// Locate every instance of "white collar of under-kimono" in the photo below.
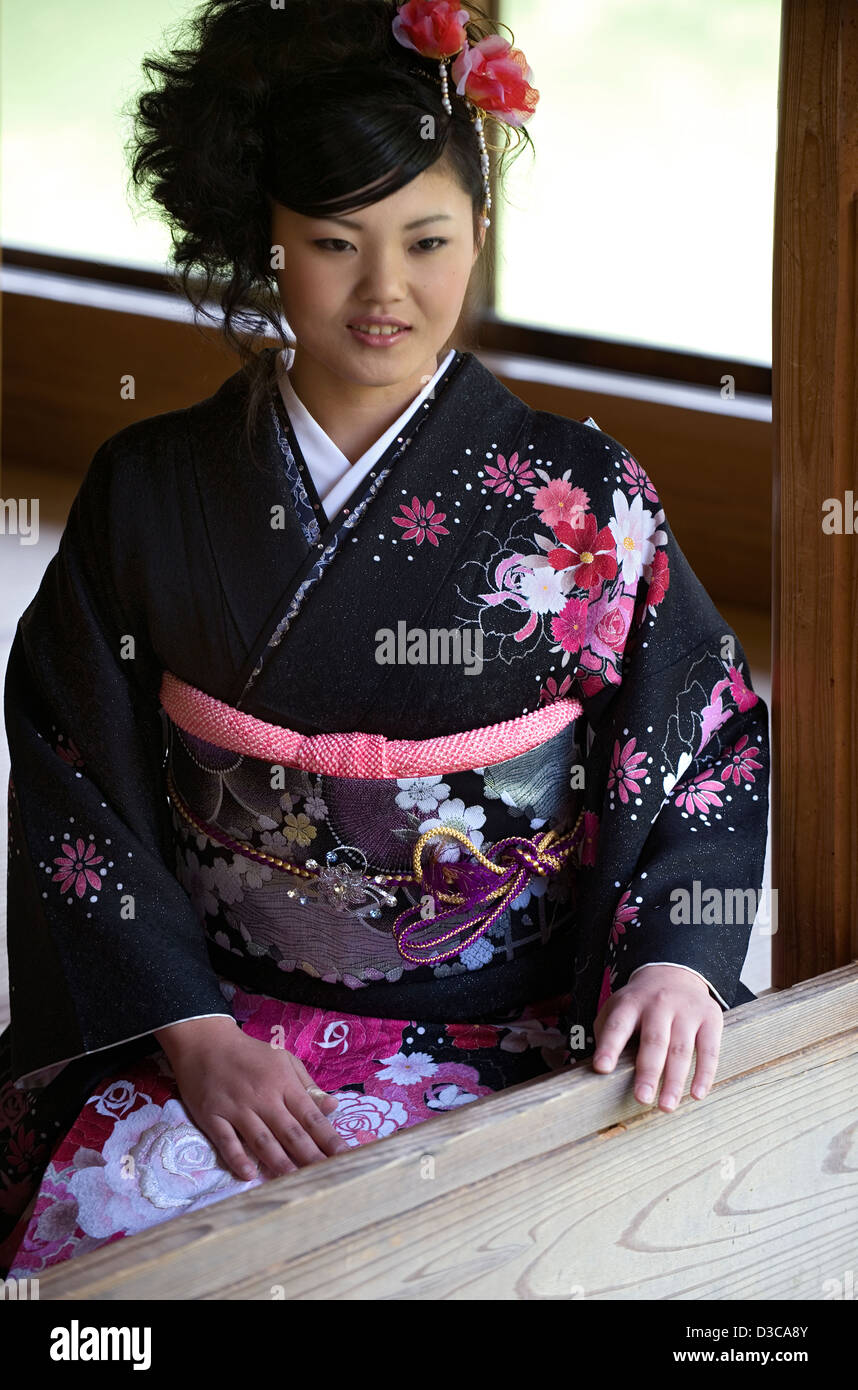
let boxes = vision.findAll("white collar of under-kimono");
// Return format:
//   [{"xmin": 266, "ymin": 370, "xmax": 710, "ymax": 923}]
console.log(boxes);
[{"xmin": 277, "ymin": 346, "xmax": 456, "ymax": 520}]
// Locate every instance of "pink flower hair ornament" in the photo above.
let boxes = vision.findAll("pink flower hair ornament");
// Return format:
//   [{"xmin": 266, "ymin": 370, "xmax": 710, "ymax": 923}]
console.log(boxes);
[{"xmin": 391, "ymin": 0, "xmax": 539, "ymax": 228}]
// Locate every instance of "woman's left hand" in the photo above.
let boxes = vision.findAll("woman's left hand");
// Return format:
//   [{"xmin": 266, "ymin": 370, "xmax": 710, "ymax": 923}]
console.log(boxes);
[{"xmin": 591, "ymin": 964, "xmax": 724, "ymax": 1111}]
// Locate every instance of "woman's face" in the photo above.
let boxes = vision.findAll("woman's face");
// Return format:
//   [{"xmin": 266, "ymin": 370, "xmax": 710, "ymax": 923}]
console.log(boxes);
[{"xmin": 270, "ymin": 161, "xmax": 484, "ymax": 388}]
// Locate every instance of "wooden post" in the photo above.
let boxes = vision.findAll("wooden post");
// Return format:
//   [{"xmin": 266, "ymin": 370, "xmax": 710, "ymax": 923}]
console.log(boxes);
[{"xmin": 772, "ymin": 1, "xmax": 858, "ymax": 986}]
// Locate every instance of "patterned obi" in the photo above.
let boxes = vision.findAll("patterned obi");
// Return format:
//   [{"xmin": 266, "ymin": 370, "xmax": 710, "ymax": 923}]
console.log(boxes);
[{"xmin": 159, "ymin": 673, "xmax": 586, "ymax": 1021}]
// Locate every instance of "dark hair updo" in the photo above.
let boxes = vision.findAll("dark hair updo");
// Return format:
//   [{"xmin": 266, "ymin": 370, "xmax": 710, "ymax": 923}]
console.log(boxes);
[{"xmin": 126, "ymin": 0, "xmax": 534, "ymax": 443}]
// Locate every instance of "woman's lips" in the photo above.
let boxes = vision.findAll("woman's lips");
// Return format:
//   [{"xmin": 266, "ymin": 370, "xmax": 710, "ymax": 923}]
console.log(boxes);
[{"xmin": 347, "ymin": 324, "xmax": 412, "ymax": 347}]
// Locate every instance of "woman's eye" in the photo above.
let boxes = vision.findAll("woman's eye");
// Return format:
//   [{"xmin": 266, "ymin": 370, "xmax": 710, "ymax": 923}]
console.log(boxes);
[{"xmin": 312, "ymin": 237, "xmax": 449, "ymax": 253}]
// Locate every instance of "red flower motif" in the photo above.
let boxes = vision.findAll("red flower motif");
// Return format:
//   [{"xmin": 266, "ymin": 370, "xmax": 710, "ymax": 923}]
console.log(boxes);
[
  {"xmin": 451, "ymin": 34, "xmax": 539, "ymax": 126},
  {"xmin": 52, "ymin": 837, "xmax": 104, "ymax": 897},
  {"xmin": 547, "ymin": 512, "xmax": 618, "ymax": 590},
  {"xmin": 646, "ymin": 547, "xmax": 670, "ymax": 607},
  {"xmin": 484, "ymin": 451, "xmax": 535, "ymax": 495},
  {"xmin": 550, "ymin": 596, "xmax": 588, "ymax": 654},
  {"xmin": 392, "ymin": 496, "xmax": 450, "ymax": 546},
  {"xmin": 392, "ymin": 1, "xmax": 470, "ymax": 61},
  {"xmin": 579, "ymin": 811, "xmax": 600, "ymax": 868},
  {"xmin": 720, "ymin": 734, "xmax": 764, "ymax": 786},
  {"xmin": 5, "ymin": 1125, "xmax": 47, "ymax": 1173},
  {"xmin": 56, "ymin": 737, "xmax": 84, "ymax": 769},
  {"xmin": 725, "ymin": 664, "xmax": 759, "ymax": 712},
  {"xmin": 445, "ymin": 1022, "xmax": 502, "ymax": 1049}
]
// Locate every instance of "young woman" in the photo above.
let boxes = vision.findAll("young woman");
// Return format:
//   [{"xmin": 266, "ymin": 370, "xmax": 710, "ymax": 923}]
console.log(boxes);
[{"xmin": 0, "ymin": 0, "xmax": 769, "ymax": 1277}]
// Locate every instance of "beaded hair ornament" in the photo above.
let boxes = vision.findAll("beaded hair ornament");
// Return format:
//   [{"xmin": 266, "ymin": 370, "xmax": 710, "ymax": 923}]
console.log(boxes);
[{"xmin": 391, "ymin": 0, "xmax": 539, "ymax": 229}]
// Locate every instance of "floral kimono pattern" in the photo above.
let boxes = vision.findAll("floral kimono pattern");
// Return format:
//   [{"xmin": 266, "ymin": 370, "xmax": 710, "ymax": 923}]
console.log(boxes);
[{"xmin": 1, "ymin": 346, "xmax": 768, "ymax": 1275}]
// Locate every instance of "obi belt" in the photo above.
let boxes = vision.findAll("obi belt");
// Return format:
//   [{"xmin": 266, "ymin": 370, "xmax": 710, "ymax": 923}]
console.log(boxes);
[{"xmin": 159, "ymin": 672, "xmax": 587, "ymax": 1019}]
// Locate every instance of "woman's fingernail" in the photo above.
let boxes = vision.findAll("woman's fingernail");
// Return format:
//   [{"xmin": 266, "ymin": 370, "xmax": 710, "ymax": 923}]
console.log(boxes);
[
  {"xmin": 593, "ymin": 1052, "xmax": 611, "ymax": 1067},
  {"xmin": 638, "ymin": 1084, "xmax": 654, "ymax": 1102}
]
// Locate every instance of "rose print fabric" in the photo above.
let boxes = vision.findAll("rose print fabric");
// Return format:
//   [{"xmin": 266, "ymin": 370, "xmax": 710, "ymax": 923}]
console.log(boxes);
[{"xmin": 1, "ymin": 982, "xmax": 573, "ymax": 1277}]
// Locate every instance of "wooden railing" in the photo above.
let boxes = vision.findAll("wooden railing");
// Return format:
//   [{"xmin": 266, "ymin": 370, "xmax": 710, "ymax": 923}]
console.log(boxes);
[{"xmin": 39, "ymin": 963, "xmax": 858, "ymax": 1300}]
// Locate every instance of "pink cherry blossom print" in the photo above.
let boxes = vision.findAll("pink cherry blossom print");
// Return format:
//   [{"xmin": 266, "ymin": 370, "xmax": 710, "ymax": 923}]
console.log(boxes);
[
  {"xmin": 392, "ymin": 496, "xmax": 449, "ymax": 546},
  {"xmin": 483, "ymin": 451, "xmax": 536, "ymax": 495},
  {"xmin": 533, "ymin": 478, "xmax": 590, "ymax": 531},
  {"xmin": 52, "ymin": 838, "xmax": 104, "ymax": 897}
]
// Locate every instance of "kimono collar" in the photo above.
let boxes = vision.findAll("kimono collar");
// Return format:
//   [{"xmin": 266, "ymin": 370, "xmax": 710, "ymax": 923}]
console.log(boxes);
[{"xmin": 276, "ymin": 346, "xmax": 456, "ymax": 512}]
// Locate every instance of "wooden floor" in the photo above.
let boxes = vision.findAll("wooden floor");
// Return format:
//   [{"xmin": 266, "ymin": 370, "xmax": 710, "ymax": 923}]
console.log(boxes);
[{"xmin": 0, "ymin": 466, "xmax": 774, "ymax": 1031}]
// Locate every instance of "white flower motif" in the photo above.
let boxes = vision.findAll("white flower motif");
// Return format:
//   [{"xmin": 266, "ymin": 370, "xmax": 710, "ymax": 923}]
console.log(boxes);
[
  {"xmin": 509, "ymin": 873, "xmax": 550, "ymax": 911},
  {"xmin": 67, "ymin": 1098, "xmax": 259, "ymax": 1238},
  {"xmin": 89, "ymin": 1081, "xmax": 150, "ymax": 1119},
  {"xmin": 517, "ymin": 565, "xmax": 568, "ymax": 614},
  {"xmin": 176, "ymin": 850, "xmax": 220, "ymax": 918},
  {"xmin": 395, "ymin": 775, "xmax": 451, "ymax": 813},
  {"xmin": 426, "ymin": 1083, "xmax": 481, "ymax": 1110},
  {"xmin": 230, "ymin": 852, "xmax": 274, "ymax": 889},
  {"xmin": 303, "ymin": 794, "xmax": 328, "ymax": 820},
  {"xmin": 609, "ymin": 489, "xmax": 659, "ymax": 586},
  {"xmin": 418, "ymin": 796, "xmax": 486, "ymax": 863},
  {"xmin": 458, "ymin": 934, "xmax": 494, "ymax": 970},
  {"xmin": 663, "ymin": 749, "xmax": 694, "ymax": 796},
  {"xmin": 329, "ymin": 1090, "xmax": 409, "ymax": 1144},
  {"xmin": 258, "ymin": 829, "xmax": 292, "ymax": 856},
  {"xmin": 210, "ymin": 856, "xmax": 246, "ymax": 906},
  {"xmin": 374, "ymin": 1050, "xmax": 438, "ymax": 1085},
  {"xmin": 500, "ymin": 1018, "xmax": 566, "ymax": 1054}
]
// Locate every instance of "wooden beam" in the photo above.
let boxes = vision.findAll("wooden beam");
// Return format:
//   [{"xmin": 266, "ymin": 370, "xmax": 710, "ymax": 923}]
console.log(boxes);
[
  {"xmin": 772, "ymin": 2, "xmax": 858, "ymax": 985},
  {"xmin": 39, "ymin": 963, "xmax": 858, "ymax": 1301}
]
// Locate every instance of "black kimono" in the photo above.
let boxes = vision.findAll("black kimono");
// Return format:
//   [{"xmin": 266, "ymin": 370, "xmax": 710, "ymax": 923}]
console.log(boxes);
[{"xmin": 0, "ymin": 346, "xmax": 769, "ymax": 1273}]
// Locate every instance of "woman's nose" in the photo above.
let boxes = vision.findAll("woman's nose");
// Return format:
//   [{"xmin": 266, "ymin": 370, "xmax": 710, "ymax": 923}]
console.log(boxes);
[{"xmin": 354, "ymin": 251, "xmax": 408, "ymax": 302}]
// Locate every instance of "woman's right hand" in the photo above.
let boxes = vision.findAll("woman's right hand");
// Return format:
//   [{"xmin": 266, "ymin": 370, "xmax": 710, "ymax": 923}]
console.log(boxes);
[{"xmin": 153, "ymin": 1015, "xmax": 352, "ymax": 1181}]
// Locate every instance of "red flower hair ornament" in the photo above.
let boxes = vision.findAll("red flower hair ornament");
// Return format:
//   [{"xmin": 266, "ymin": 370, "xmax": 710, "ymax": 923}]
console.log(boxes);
[{"xmin": 392, "ymin": 0, "xmax": 539, "ymax": 227}]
